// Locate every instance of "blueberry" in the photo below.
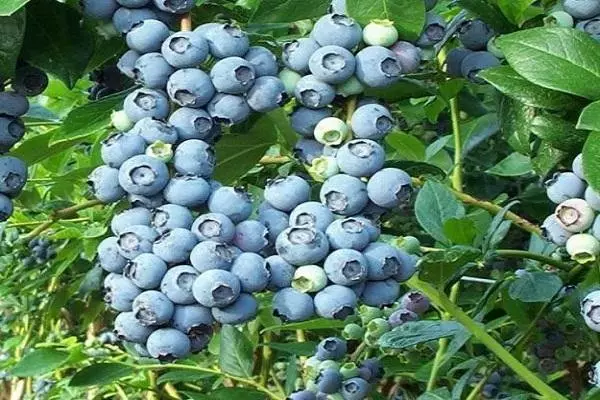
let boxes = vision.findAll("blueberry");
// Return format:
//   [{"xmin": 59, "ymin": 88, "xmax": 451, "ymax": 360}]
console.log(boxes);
[
  {"xmin": 207, "ymin": 186, "xmax": 252, "ymax": 224},
  {"xmin": 445, "ymin": 48, "xmax": 473, "ymax": 77},
  {"xmin": 13, "ymin": 65, "xmax": 48, "ymax": 97},
  {"xmin": 200, "ymin": 23, "xmax": 249, "ymax": 58},
  {"xmin": 152, "ymin": 204, "xmax": 193, "ymax": 233},
  {"xmin": 482, "ymin": 384, "xmax": 499, "ymax": 398},
  {"xmin": 132, "ymin": 52, "xmax": 174, "ymax": 89},
  {"xmin": 88, "ymin": 165, "xmax": 126, "ymax": 203},
  {"xmin": 211, "ymin": 293, "xmax": 258, "ymax": 324},
  {"xmin": 361, "ymin": 279, "xmax": 400, "ymax": 307},
  {"xmin": 0, "ymin": 156, "xmax": 27, "ymax": 198},
  {"xmin": 133, "ymin": 343, "xmax": 151, "ymax": 357},
  {"xmin": 230, "ymin": 252, "xmax": 270, "ymax": 293},
  {"xmin": 311, "ymin": 14, "xmax": 362, "ymax": 49},
  {"xmin": 126, "ymin": 19, "xmax": 170, "ymax": 53},
  {"xmin": 399, "ymin": 291, "xmax": 430, "ymax": 314},
  {"xmin": 367, "ymin": 168, "xmax": 413, "ymax": 208},
  {"xmin": 265, "ymin": 255, "xmax": 295, "ymax": 290},
  {"xmin": 191, "ymin": 212, "xmax": 236, "ymax": 242},
  {"xmin": 98, "ymin": 236, "xmax": 129, "ymax": 273},
  {"xmin": 363, "ymin": 20, "xmax": 399, "ymax": 47},
  {"xmin": 104, "ymin": 275, "xmax": 142, "ymax": 311},
  {"xmin": 320, "ymin": 174, "xmax": 369, "ymax": 215},
  {"xmin": 308, "ymin": 45, "xmax": 356, "ymax": 84},
  {"xmin": 246, "ymin": 76, "xmax": 288, "ymax": 112},
  {"xmin": 272, "ymin": 287, "xmax": 315, "ymax": 321},
  {"xmin": 325, "ymin": 217, "xmax": 371, "ymax": 250},
  {"xmin": 340, "ymin": 377, "xmax": 370, "ymax": 400},
  {"xmin": 316, "ymin": 337, "xmax": 347, "ymax": 361},
  {"xmin": 324, "ymin": 249, "xmax": 368, "ymax": 286},
  {"xmin": 171, "ymin": 304, "xmax": 214, "ymax": 350},
  {"xmin": 0, "ymin": 194, "xmax": 13, "ymax": 221},
  {"xmin": 133, "ymin": 290, "xmax": 175, "ymax": 325},
  {"xmin": 192, "ymin": 269, "xmax": 241, "ymax": 307},
  {"xmin": 581, "ymin": 290, "xmax": 600, "ymax": 331},
  {"xmin": 114, "ymin": 311, "xmax": 154, "ymax": 343},
  {"xmin": 173, "ymin": 139, "xmax": 215, "ymax": 177},
  {"xmin": 210, "ymin": 56, "xmax": 256, "ymax": 94},
  {"xmin": 388, "ymin": 308, "xmax": 418, "ymax": 328},
  {"xmin": 555, "ymin": 198, "xmax": 595, "ymax": 232},
  {"xmin": 124, "ymin": 88, "xmax": 170, "ymax": 122},
  {"xmin": 288, "ymin": 390, "xmax": 317, "ymax": 400},
  {"xmin": 81, "ymin": 0, "xmax": 118, "ymax": 19},
  {"xmin": 458, "ymin": 19, "xmax": 494, "ymax": 50},
  {"xmin": 167, "ymin": 68, "xmax": 215, "ymax": 108},
  {"xmin": 207, "ymin": 93, "xmax": 251, "ymax": 125},
  {"xmin": 117, "ymin": 0, "xmax": 150, "ymax": 7},
  {"xmin": 291, "ymin": 107, "xmax": 333, "ymax": 138},
  {"xmin": 101, "ymin": 133, "xmax": 146, "ymax": 168},
  {"xmin": 294, "ymin": 75, "xmax": 336, "ymax": 109},
  {"xmin": 566, "ymin": 233, "xmax": 600, "ymax": 263},
  {"xmin": 117, "ymin": 50, "xmax": 141, "ymax": 78},
  {"xmin": 259, "ymin": 207, "xmax": 290, "ymax": 243},
  {"xmin": 573, "ymin": 153, "xmax": 585, "ymax": 180},
  {"xmin": 98, "ymin": 331, "xmax": 120, "ymax": 345},
  {"xmin": 112, "ymin": 7, "xmax": 157, "ymax": 34},
  {"xmin": 233, "ymin": 220, "xmax": 269, "ymax": 253},
  {"xmin": 118, "ymin": 154, "xmax": 169, "ymax": 196},
  {"xmin": 161, "ymin": 31, "xmax": 208, "ymax": 68},
  {"xmin": 190, "ymin": 240, "xmax": 239, "ymax": 272},
  {"xmin": 282, "ymin": 38, "xmax": 321, "ymax": 74},
  {"xmin": 389, "ymin": 41, "xmax": 421, "ymax": 74},
  {"xmin": 577, "ymin": 17, "xmax": 600, "ymax": 40},
  {"xmin": 363, "ymin": 242, "xmax": 403, "ymax": 280},
  {"xmin": 564, "ymin": 0, "xmax": 600, "ymax": 19},
  {"xmin": 0, "ymin": 117, "xmax": 25, "ymax": 153},
  {"xmin": 336, "ymin": 139, "xmax": 385, "ymax": 177},
  {"xmin": 350, "ymin": 104, "xmax": 394, "ymax": 140},
  {"xmin": 163, "ymin": 175, "xmax": 211, "ymax": 208},
  {"xmin": 545, "ymin": 171, "xmax": 585, "ymax": 204},
  {"xmin": 167, "ymin": 108, "xmax": 215, "ymax": 142},
  {"xmin": 276, "ymin": 226, "xmax": 330, "ymax": 265},
  {"xmin": 153, "ymin": 0, "xmax": 195, "ymax": 13},
  {"xmin": 586, "ymin": 186, "xmax": 600, "ymax": 211},
  {"xmin": 124, "ymin": 253, "xmax": 168, "ymax": 289},
  {"xmin": 416, "ymin": 12, "xmax": 446, "ymax": 47},
  {"xmin": 146, "ymin": 328, "xmax": 191, "ymax": 360},
  {"xmin": 289, "ymin": 201, "xmax": 334, "ymax": 232},
  {"xmin": 316, "ymin": 369, "xmax": 343, "ymax": 393},
  {"xmin": 314, "ymin": 285, "xmax": 357, "ymax": 319},
  {"xmin": 264, "ymin": 175, "xmax": 311, "ymax": 212},
  {"xmin": 292, "ymin": 264, "xmax": 328, "ymax": 292},
  {"xmin": 0, "ymin": 91, "xmax": 29, "ymax": 117},
  {"xmin": 460, "ymin": 51, "xmax": 501, "ymax": 84},
  {"xmin": 159, "ymin": 264, "xmax": 198, "ymax": 304},
  {"xmin": 130, "ymin": 117, "xmax": 178, "ymax": 145},
  {"xmin": 244, "ymin": 46, "xmax": 278, "ymax": 77},
  {"xmin": 117, "ymin": 225, "xmax": 159, "ymax": 259},
  {"xmin": 153, "ymin": 228, "xmax": 198, "ymax": 264},
  {"xmin": 355, "ymin": 46, "xmax": 402, "ymax": 88}
]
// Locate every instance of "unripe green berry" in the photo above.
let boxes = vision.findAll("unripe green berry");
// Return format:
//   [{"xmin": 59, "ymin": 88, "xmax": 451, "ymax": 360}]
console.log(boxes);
[
  {"xmin": 308, "ymin": 156, "xmax": 339, "ymax": 182},
  {"xmin": 314, "ymin": 117, "xmax": 349, "ymax": 146},
  {"xmin": 340, "ymin": 362, "xmax": 360, "ymax": 379},
  {"xmin": 318, "ymin": 360, "xmax": 340, "ymax": 372},
  {"xmin": 337, "ymin": 76, "xmax": 365, "ymax": 97},
  {"xmin": 363, "ymin": 19, "xmax": 399, "ymax": 47},
  {"xmin": 325, "ymin": 394, "xmax": 344, "ymax": 400},
  {"xmin": 274, "ymin": 361, "xmax": 287, "ymax": 371},
  {"xmin": 544, "ymin": 11, "xmax": 574, "ymax": 27},
  {"xmin": 292, "ymin": 265, "xmax": 328, "ymax": 292},
  {"xmin": 366, "ymin": 318, "xmax": 391, "ymax": 338},
  {"xmin": 392, "ymin": 235, "xmax": 421, "ymax": 254},
  {"xmin": 359, "ymin": 305, "xmax": 384, "ymax": 325},
  {"xmin": 111, "ymin": 110, "xmax": 133, "ymax": 131},
  {"xmin": 364, "ymin": 333, "xmax": 379, "ymax": 347},
  {"xmin": 146, "ymin": 141, "xmax": 173, "ymax": 162},
  {"xmin": 305, "ymin": 379, "xmax": 319, "ymax": 392},
  {"xmin": 305, "ymin": 356, "xmax": 322, "ymax": 374},
  {"xmin": 279, "ymin": 68, "xmax": 302, "ymax": 95},
  {"xmin": 343, "ymin": 323, "xmax": 366, "ymax": 340},
  {"xmin": 566, "ymin": 233, "xmax": 600, "ymax": 264}
]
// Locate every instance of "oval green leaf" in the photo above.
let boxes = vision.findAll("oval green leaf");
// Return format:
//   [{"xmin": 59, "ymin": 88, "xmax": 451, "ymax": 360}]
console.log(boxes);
[{"xmin": 70, "ymin": 363, "xmax": 135, "ymax": 387}]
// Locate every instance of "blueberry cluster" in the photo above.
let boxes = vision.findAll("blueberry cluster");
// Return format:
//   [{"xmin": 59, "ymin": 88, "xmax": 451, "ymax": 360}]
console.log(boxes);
[
  {"xmin": 22, "ymin": 237, "xmax": 57, "ymax": 267},
  {"xmin": 445, "ymin": 19, "xmax": 502, "ymax": 84},
  {"xmin": 0, "ymin": 64, "xmax": 48, "ymax": 221},
  {"xmin": 541, "ymin": 154, "xmax": 600, "ymax": 263},
  {"xmin": 288, "ymin": 337, "xmax": 384, "ymax": 400},
  {"xmin": 546, "ymin": 0, "xmax": 600, "ymax": 40}
]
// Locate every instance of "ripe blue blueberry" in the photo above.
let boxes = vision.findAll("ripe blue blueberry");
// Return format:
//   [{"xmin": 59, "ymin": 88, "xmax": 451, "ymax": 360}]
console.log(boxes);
[
  {"xmin": 118, "ymin": 155, "xmax": 169, "ymax": 196},
  {"xmin": 104, "ymin": 274, "xmax": 142, "ymax": 311},
  {"xmin": 163, "ymin": 175, "xmax": 211, "ymax": 208},
  {"xmin": 416, "ymin": 12, "xmax": 446, "ymax": 47},
  {"xmin": 555, "ymin": 198, "xmax": 595, "ymax": 233},
  {"xmin": 130, "ymin": 117, "xmax": 178, "ymax": 145},
  {"xmin": 350, "ymin": 104, "xmax": 394, "ymax": 140},
  {"xmin": 336, "ymin": 139, "xmax": 385, "ymax": 177},
  {"xmin": 276, "ymin": 226, "xmax": 330, "ymax": 265},
  {"xmin": 171, "ymin": 304, "xmax": 214, "ymax": 351},
  {"xmin": 208, "ymin": 186, "xmax": 252, "ymax": 224},
  {"xmin": 363, "ymin": 242, "xmax": 402, "ymax": 280},
  {"xmin": 367, "ymin": 168, "xmax": 413, "ymax": 208},
  {"xmin": 233, "ymin": 220, "xmax": 269, "ymax": 253},
  {"xmin": 355, "ymin": 46, "xmax": 402, "ymax": 88},
  {"xmin": 291, "ymin": 107, "xmax": 333, "ymax": 138},
  {"xmin": 545, "ymin": 171, "xmax": 585, "ymax": 204},
  {"xmin": 581, "ymin": 290, "xmax": 600, "ymax": 332},
  {"xmin": 210, "ymin": 56, "xmax": 256, "ymax": 94},
  {"xmin": 81, "ymin": 0, "xmax": 118, "ymax": 19},
  {"xmin": 114, "ymin": 311, "xmax": 154, "ymax": 343},
  {"xmin": 282, "ymin": 38, "xmax": 321, "ymax": 74},
  {"xmin": 246, "ymin": 76, "xmax": 288, "ymax": 112},
  {"xmin": 167, "ymin": 68, "xmax": 215, "ymax": 108},
  {"xmin": 88, "ymin": 165, "xmax": 126, "ymax": 203},
  {"xmin": 161, "ymin": 30, "xmax": 209, "ymax": 68},
  {"xmin": 101, "ymin": 133, "xmax": 146, "ymax": 168},
  {"xmin": 294, "ymin": 139, "xmax": 325, "ymax": 164},
  {"xmin": 576, "ymin": 17, "xmax": 600, "ymax": 40},
  {"xmin": 152, "ymin": 228, "xmax": 198, "ymax": 264},
  {"xmin": 288, "ymin": 390, "xmax": 317, "ymax": 400},
  {"xmin": 265, "ymin": 255, "xmax": 295, "ymax": 290},
  {"xmin": 316, "ymin": 369, "xmax": 343, "ymax": 393},
  {"xmin": 160, "ymin": 265, "xmax": 198, "ymax": 304},
  {"xmin": 445, "ymin": 48, "xmax": 473, "ymax": 77},
  {"xmin": 289, "ymin": 201, "xmax": 334, "ymax": 232},
  {"xmin": 0, "ymin": 195, "xmax": 13, "ymax": 221},
  {"xmin": 244, "ymin": 46, "xmax": 279, "ymax": 77},
  {"xmin": 211, "ymin": 293, "xmax": 258, "ymax": 324},
  {"xmin": 98, "ymin": 237, "xmax": 129, "ymax": 273},
  {"xmin": 460, "ymin": 51, "xmax": 501, "ymax": 84},
  {"xmin": 133, "ymin": 290, "xmax": 175, "ymax": 325},
  {"xmin": 0, "ymin": 117, "xmax": 24, "ymax": 153},
  {"xmin": 192, "ymin": 269, "xmax": 241, "ymax": 307},
  {"xmin": 207, "ymin": 93, "xmax": 251, "ymax": 125},
  {"xmin": 564, "ymin": 0, "xmax": 600, "ymax": 19},
  {"xmin": 320, "ymin": 174, "xmax": 369, "ymax": 215},
  {"xmin": 294, "ymin": 75, "xmax": 336, "ymax": 109},
  {"xmin": 325, "ymin": 217, "xmax": 371, "ymax": 250},
  {"xmin": 388, "ymin": 308, "xmax": 419, "ymax": 328},
  {"xmin": 117, "ymin": 0, "xmax": 150, "ymax": 7},
  {"xmin": 118, "ymin": 50, "xmax": 141, "ymax": 79},
  {"xmin": 152, "ymin": 204, "xmax": 194, "ymax": 233},
  {"xmin": 324, "ymin": 249, "xmax": 368, "ymax": 286},
  {"xmin": 586, "ymin": 186, "xmax": 600, "ymax": 211},
  {"xmin": 190, "ymin": 240, "xmax": 239, "ymax": 273},
  {"xmin": 126, "ymin": 19, "xmax": 170, "ymax": 54},
  {"xmin": 117, "ymin": 225, "xmax": 159, "ymax": 259},
  {"xmin": 361, "ymin": 279, "xmax": 400, "ymax": 307},
  {"xmin": 390, "ymin": 41, "xmax": 422, "ymax": 74},
  {"xmin": 230, "ymin": 252, "xmax": 270, "ymax": 292},
  {"xmin": 308, "ymin": 45, "xmax": 356, "ymax": 84},
  {"xmin": 311, "ymin": 14, "xmax": 362, "ymax": 49},
  {"xmin": 112, "ymin": 7, "xmax": 156, "ymax": 34},
  {"xmin": 124, "ymin": 253, "xmax": 168, "ymax": 289},
  {"xmin": 146, "ymin": 328, "xmax": 191, "ymax": 360},
  {"xmin": 573, "ymin": 153, "xmax": 585, "ymax": 180},
  {"xmin": 168, "ymin": 107, "xmax": 215, "ymax": 142},
  {"xmin": 316, "ymin": 337, "xmax": 347, "ymax": 361},
  {"xmin": 341, "ymin": 377, "xmax": 371, "ymax": 399},
  {"xmin": 173, "ymin": 139, "xmax": 215, "ymax": 177},
  {"xmin": 272, "ymin": 287, "xmax": 315, "ymax": 321},
  {"xmin": 0, "ymin": 156, "xmax": 26, "ymax": 198},
  {"xmin": 0, "ymin": 91, "xmax": 29, "ymax": 117},
  {"xmin": 200, "ymin": 23, "xmax": 250, "ymax": 58},
  {"xmin": 132, "ymin": 52, "xmax": 174, "ymax": 89},
  {"xmin": 265, "ymin": 175, "xmax": 311, "ymax": 212},
  {"xmin": 314, "ymin": 284, "xmax": 357, "ymax": 319},
  {"xmin": 458, "ymin": 19, "xmax": 494, "ymax": 50},
  {"xmin": 191, "ymin": 213, "xmax": 236, "ymax": 242},
  {"xmin": 124, "ymin": 88, "xmax": 170, "ymax": 122},
  {"xmin": 153, "ymin": 0, "xmax": 195, "ymax": 13},
  {"xmin": 13, "ymin": 65, "xmax": 48, "ymax": 97}
]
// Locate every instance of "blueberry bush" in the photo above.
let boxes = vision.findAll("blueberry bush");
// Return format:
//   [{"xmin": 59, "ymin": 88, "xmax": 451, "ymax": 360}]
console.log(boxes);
[{"xmin": 4, "ymin": 0, "xmax": 600, "ymax": 399}]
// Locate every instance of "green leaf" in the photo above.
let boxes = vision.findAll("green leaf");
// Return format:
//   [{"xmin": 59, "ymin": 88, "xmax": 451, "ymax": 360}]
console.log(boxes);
[
  {"xmin": 443, "ymin": 218, "xmax": 477, "ymax": 245},
  {"xmin": 461, "ymin": 113, "xmax": 500, "ymax": 156},
  {"xmin": 364, "ymin": 78, "xmax": 435, "ymax": 102},
  {"xmin": 386, "ymin": 132, "xmax": 426, "ymax": 161},
  {"xmin": 582, "ymin": 131, "xmax": 600, "ymax": 192},
  {"xmin": 384, "ymin": 160, "xmax": 446, "ymax": 179},
  {"xmin": 0, "ymin": 8, "xmax": 25, "ymax": 79},
  {"xmin": 265, "ymin": 342, "xmax": 317, "ymax": 356},
  {"xmin": 497, "ymin": 27, "xmax": 600, "ymax": 100},
  {"xmin": 70, "ymin": 363, "xmax": 134, "ymax": 387},
  {"xmin": 417, "ymin": 388, "xmax": 452, "ymax": 400},
  {"xmin": 486, "ymin": 152, "xmax": 533, "ymax": 177},
  {"xmin": 508, "ymin": 271, "xmax": 562, "ymax": 302},
  {"xmin": 456, "ymin": 0, "xmax": 515, "ymax": 33},
  {"xmin": 531, "ymin": 140, "xmax": 566, "ymax": 177},
  {"xmin": 12, "ymin": 348, "xmax": 70, "ymax": 377},
  {"xmin": 346, "ymin": 0, "xmax": 425, "ymax": 40},
  {"xmin": 0, "ymin": 0, "xmax": 29, "ymax": 16},
  {"xmin": 261, "ymin": 318, "xmax": 346, "ymax": 333},
  {"xmin": 379, "ymin": 321, "xmax": 466, "ymax": 349},
  {"xmin": 479, "ymin": 66, "xmax": 578, "ymax": 110},
  {"xmin": 21, "ymin": 0, "xmax": 95, "ymax": 88},
  {"xmin": 285, "ymin": 355, "xmax": 298, "ymax": 395},
  {"xmin": 500, "ymin": 97, "xmax": 534, "ymax": 155},
  {"xmin": 250, "ymin": 0, "xmax": 329, "ymax": 23},
  {"xmin": 157, "ymin": 370, "xmax": 216, "ymax": 385},
  {"xmin": 497, "ymin": 0, "xmax": 536, "ymax": 25},
  {"xmin": 578, "ymin": 101, "xmax": 600, "ymax": 131},
  {"xmin": 219, "ymin": 325, "xmax": 254, "ymax": 378},
  {"xmin": 415, "ymin": 181, "xmax": 465, "ymax": 244},
  {"xmin": 211, "ymin": 388, "xmax": 265, "ymax": 400},
  {"xmin": 530, "ymin": 113, "xmax": 588, "ymax": 153},
  {"xmin": 418, "ymin": 246, "xmax": 482, "ymax": 287}
]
